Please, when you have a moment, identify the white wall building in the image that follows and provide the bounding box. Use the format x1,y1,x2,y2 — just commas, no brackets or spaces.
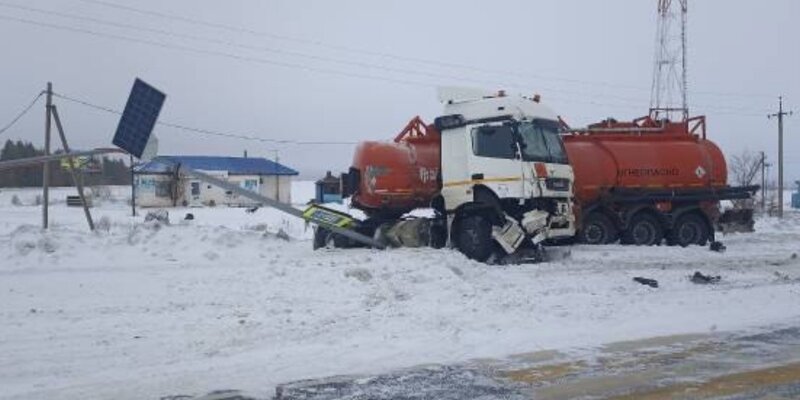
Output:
134,156,298,208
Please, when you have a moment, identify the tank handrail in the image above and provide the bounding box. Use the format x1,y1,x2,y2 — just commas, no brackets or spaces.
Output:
562,115,707,138
568,127,667,134
394,116,438,143
562,114,667,135
687,115,706,139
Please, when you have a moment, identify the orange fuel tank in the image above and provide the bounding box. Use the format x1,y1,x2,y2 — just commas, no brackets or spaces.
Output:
348,117,441,216
562,115,727,206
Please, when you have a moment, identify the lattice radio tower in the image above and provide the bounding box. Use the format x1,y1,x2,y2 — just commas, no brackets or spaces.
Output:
650,0,688,121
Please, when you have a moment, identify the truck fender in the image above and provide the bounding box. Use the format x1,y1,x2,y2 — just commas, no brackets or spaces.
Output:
471,184,505,225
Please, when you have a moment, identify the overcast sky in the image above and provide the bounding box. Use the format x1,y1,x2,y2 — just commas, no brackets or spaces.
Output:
0,0,798,181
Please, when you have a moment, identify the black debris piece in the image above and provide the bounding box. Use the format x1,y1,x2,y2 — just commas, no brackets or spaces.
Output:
184,213,194,220
709,241,726,252
633,277,659,288
245,206,259,214
691,271,721,284
276,228,291,241
144,209,169,224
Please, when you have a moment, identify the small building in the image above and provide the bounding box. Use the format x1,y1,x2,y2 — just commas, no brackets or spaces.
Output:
315,171,343,204
134,155,298,207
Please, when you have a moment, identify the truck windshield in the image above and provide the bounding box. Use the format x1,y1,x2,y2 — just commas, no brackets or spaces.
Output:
517,119,569,164
471,119,568,164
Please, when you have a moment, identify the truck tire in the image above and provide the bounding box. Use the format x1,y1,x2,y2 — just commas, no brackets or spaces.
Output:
579,212,618,245
455,214,495,262
668,213,709,247
622,212,663,246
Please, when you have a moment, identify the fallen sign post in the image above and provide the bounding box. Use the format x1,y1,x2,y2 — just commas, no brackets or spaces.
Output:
0,148,124,171
166,160,386,249
110,78,385,250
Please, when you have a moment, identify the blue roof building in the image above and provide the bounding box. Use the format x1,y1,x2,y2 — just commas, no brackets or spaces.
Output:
133,155,299,208
135,155,298,176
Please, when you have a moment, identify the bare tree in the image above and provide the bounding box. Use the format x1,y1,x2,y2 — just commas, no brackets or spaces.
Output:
728,150,762,209
729,150,762,187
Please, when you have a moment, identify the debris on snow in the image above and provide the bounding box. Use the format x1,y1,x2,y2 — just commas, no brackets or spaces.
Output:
145,209,170,225
690,271,722,285
633,277,659,288
276,228,291,241
344,268,373,282
774,271,791,282
709,241,726,253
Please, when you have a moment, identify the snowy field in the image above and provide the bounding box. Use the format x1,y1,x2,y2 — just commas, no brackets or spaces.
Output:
1,183,800,399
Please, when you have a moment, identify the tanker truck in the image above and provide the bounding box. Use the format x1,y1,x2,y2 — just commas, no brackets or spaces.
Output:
308,88,576,262
305,89,757,262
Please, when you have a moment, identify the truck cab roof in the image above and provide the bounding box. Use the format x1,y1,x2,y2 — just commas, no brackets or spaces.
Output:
438,87,558,124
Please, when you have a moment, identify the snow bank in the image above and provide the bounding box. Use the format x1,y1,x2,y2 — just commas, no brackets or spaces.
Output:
1,185,800,399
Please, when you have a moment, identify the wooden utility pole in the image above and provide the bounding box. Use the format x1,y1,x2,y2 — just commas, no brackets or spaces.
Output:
760,151,769,212
768,96,794,218
42,82,52,229
51,106,95,230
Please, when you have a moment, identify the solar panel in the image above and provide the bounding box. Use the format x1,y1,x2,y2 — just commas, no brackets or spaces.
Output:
112,78,166,158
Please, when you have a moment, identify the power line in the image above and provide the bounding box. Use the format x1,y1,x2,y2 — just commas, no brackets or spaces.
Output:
0,8,775,114
0,3,463,85
73,0,775,100
74,0,648,91
0,13,652,111
51,92,358,145
0,2,656,105
0,90,44,136
0,14,437,89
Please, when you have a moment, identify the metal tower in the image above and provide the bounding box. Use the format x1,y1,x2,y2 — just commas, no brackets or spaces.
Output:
650,0,688,121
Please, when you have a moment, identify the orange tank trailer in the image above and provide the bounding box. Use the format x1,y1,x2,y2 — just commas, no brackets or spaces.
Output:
559,114,758,246
348,116,441,217
563,115,727,207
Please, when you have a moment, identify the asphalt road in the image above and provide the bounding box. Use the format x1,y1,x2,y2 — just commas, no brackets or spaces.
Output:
270,322,800,400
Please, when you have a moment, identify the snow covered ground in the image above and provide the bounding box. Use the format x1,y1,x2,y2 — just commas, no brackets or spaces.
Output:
1,183,800,399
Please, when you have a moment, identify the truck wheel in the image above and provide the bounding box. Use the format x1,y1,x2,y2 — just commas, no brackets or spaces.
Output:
622,213,663,246
668,213,709,247
579,213,618,245
455,214,495,262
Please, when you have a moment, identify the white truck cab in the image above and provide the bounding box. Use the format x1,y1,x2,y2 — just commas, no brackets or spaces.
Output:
433,88,575,260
